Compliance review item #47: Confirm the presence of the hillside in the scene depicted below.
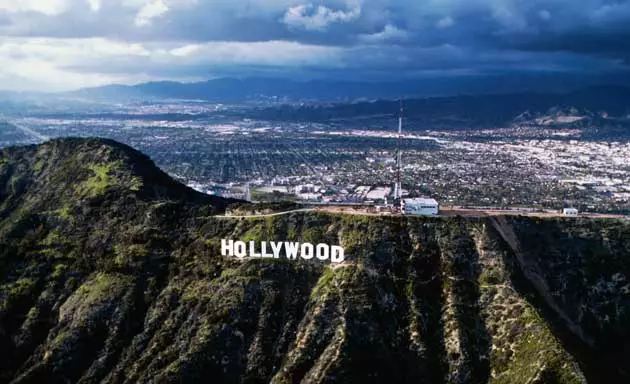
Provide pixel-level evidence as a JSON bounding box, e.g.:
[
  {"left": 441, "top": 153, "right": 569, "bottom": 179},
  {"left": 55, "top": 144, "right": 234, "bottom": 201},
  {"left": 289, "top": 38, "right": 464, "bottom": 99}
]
[{"left": 1, "top": 138, "right": 629, "bottom": 383}]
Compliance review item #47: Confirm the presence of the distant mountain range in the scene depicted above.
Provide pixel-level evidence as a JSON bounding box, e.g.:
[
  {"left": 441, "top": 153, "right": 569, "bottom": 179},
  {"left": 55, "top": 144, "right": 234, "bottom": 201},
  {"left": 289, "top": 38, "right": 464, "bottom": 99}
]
[
  {"left": 62, "top": 78, "right": 630, "bottom": 125},
  {"left": 63, "top": 77, "right": 462, "bottom": 102},
  {"left": 2, "top": 79, "right": 630, "bottom": 135},
  {"left": 61, "top": 75, "right": 630, "bottom": 104},
  {"left": 243, "top": 86, "right": 630, "bottom": 131}
]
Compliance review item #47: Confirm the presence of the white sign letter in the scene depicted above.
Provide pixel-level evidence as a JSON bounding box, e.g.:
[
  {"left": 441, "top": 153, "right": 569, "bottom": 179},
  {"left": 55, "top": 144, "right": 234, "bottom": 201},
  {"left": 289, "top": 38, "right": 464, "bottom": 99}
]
[
  {"left": 249, "top": 241, "right": 261, "bottom": 258},
  {"left": 234, "top": 241, "right": 247, "bottom": 259},
  {"left": 221, "top": 239, "right": 233, "bottom": 256},
  {"left": 284, "top": 242, "right": 299, "bottom": 260},
  {"left": 271, "top": 241, "right": 283, "bottom": 259},
  {"left": 301, "top": 243, "right": 314, "bottom": 260},
  {"left": 316, "top": 244, "right": 330, "bottom": 261},
  {"left": 261, "top": 242, "right": 274, "bottom": 258},
  {"left": 331, "top": 246, "right": 344, "bottom": 263}
]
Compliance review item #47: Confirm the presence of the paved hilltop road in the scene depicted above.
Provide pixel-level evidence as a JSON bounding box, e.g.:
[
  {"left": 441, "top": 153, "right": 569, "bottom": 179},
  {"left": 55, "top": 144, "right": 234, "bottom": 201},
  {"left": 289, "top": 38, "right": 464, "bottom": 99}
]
[
  {"left": 215, "top": 208, "right": 315, "bottom": 219},
  {"left": 217, "top": 206, "right": 629, "bottom": 220}
]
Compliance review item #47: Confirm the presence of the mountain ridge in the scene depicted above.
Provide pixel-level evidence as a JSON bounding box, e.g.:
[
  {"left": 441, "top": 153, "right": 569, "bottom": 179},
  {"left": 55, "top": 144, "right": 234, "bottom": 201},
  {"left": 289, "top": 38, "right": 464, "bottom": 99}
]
[
  {"left": 1, "top": 138, "right": 629, "bottom": 383},
  {"left": 61, "top": 77, "right": 630, "bottom": 104}
]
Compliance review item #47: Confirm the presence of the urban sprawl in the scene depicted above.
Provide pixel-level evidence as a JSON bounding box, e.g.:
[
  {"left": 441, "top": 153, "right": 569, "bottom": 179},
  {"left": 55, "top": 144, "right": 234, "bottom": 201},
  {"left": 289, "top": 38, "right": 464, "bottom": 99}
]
[{"left": 2, "top": 101, "right": 630, "bottom": 216}]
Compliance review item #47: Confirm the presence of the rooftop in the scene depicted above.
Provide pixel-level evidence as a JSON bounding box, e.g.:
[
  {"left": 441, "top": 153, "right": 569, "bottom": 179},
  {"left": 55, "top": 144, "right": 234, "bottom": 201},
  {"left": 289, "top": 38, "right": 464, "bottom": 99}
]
[{"left": 403, "top": 198, "right": 439, "bottom": 206}]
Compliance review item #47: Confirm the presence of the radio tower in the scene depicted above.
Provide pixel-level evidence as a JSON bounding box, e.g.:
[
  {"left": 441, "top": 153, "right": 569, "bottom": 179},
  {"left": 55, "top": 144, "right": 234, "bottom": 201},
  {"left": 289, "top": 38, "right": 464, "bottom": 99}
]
[
  {"left": 394, "top": 100, "right": 403, "bottom": 205},
  {"left": 244, "top": 183, "right": 251, "bottom": 202}
]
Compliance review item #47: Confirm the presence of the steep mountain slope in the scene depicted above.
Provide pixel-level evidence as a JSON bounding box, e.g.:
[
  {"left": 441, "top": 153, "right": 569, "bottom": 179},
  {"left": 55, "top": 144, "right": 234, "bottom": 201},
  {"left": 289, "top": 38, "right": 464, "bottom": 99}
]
[{"left": 1, "top": 139, "right": 629, "bottom": 383}]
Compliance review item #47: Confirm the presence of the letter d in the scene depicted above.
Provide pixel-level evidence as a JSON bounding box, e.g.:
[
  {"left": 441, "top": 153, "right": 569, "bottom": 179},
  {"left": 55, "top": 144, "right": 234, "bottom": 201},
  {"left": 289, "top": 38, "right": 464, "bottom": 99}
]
[{"left": 331, "top": 246, "right": 344, "bottom": 263}]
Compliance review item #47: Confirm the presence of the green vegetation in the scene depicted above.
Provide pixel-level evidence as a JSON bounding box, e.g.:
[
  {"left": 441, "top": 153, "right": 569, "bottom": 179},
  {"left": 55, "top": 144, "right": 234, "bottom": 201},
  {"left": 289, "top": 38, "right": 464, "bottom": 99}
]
[
  {"left": 40, "top": 229, "right": 64, "bottom": 247},
  {"left": 310, "top": 266, "right": 336, "bottom": 299},
  {"left": 70, "top": 158, "right": 143, "bottom": 198},
  {"left": 0, "top": 139, "right": 627, "bottom": 383},
  {"left": 58, "top": 272, "right": 133, "bottom": 322},
  {"left": 52, "top": 264, "right": 69, "bottom": 279},
  {"left": 55, "top": 206, "right": 72, "bottom": 220},
  {"left": 74, "top": 162, "right": 121, "bottom": 198},
  {"left": 130, "top": 176, "right": 143, "bottom": 191},
  {"left": 491, "top": 306, "right": 584, "bottom": 383},
  {"left": 0, "top": 278, "right": 37, "bottom": 310},
  {"left": 241, "top": 223, "right": 264, "bottom": 242},
  {"left": 287, "top": 225, "right": 297, "bottom": 240},
  {"left": 114, "top": 244, "right": 149, "bottom": 267},
  {"left": 33, "top": 159, "right": 45, "bottom": 172},
  {"left": 3, "top": 278, "right": 36, "bottom": 297},
  {"left": 301, "top": 226, "right": 324, "bottom": 243}
]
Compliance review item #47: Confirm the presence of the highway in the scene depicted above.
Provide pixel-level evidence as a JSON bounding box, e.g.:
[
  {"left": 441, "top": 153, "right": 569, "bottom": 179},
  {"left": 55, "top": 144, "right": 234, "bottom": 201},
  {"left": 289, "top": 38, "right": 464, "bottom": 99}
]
[
  {"left": 2, "top": 118, "right": 49, "bottom": 142},
  {"left": 12, "top": 122, "right": 49, "bottom": 141}
]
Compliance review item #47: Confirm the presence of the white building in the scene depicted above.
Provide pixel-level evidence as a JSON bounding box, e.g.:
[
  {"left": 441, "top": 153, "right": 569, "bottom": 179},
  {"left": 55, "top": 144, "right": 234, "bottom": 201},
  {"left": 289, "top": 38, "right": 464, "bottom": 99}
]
[
  {"left": 563, "top": 208, "right": 579, "bottom": 216},
  {"left": 402, "top": 198, "right": 439, "bottom": 215},
  {"left": 366, "top": 187, "right": 391, "bottom": 201}
]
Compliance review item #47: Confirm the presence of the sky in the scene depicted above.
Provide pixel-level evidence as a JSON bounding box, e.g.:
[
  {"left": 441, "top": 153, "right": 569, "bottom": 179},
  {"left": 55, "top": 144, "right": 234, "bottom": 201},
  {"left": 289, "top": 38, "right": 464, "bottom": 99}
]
[{"left": 0, "top": 0, "right": 630, "bottom": 92}]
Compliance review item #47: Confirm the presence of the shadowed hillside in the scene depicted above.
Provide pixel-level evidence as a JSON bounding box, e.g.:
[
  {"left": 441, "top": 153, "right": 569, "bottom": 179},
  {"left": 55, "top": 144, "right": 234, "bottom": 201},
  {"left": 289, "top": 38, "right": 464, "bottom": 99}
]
[{"left": 1, "top": 138, "right": 629, "bottom": 383}]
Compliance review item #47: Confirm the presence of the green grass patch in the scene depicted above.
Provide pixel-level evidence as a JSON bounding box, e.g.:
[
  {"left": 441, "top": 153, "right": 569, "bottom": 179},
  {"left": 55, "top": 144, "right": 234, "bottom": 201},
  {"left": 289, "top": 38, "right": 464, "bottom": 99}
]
[
  {"left": 33, "top": 159, "right": 45, "bottom": 172},
  {"left": 41, "top": 229, "right": 64, "bottom": 247},
  {"left": 130, "top": 176, "right": 143, "bottom": 191},
  {"left": 241, "top": 224, "right": 264, "bottom": 242},
  {"left": 52, "top": 264, "right": 68, "bottom": 279},
  {"left": 114, "top": 244, "right": 149, "bottom": 267},
  {"left": 491, "top": 305, "right": 584, "bottom": 383},
  {"left": 0, "top": 277, "right": 37, "bottom": 310},
  {"left": 74, "top": 162, "right": 123, "bottom": 198}
]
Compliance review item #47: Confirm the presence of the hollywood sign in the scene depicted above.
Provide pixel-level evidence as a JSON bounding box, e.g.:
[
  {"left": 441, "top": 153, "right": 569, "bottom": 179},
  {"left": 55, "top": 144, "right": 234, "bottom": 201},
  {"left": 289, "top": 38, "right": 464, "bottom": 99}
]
[{"left": 221, "top": 239, "right": 345, "bottom": 263}]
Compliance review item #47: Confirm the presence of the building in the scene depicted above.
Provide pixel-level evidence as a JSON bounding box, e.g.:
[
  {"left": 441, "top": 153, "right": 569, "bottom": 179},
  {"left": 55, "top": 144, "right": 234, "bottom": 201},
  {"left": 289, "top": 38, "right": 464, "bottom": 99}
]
[
  {"left": 563, "top": 208, "right": 579, "bottom": 216},
  {"left": 402, "top": 198, "right": 439, "bottom": 215},
  {"left": 366, "top": 187, "right": 391, "bottom": 201}
]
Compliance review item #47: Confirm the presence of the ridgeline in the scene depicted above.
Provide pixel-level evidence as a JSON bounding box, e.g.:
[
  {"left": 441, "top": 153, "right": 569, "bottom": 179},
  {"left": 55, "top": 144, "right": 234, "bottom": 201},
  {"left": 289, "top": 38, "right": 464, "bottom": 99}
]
[{"left": 0, "top": 138, "right": 629, "bottom": 383}]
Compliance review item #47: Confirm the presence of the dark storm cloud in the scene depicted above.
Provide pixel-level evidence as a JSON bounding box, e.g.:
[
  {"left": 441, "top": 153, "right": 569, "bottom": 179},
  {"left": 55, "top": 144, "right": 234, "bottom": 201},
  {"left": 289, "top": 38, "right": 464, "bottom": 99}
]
[{"left": 1, "top": 0, "right": 630, "bottom": 91}]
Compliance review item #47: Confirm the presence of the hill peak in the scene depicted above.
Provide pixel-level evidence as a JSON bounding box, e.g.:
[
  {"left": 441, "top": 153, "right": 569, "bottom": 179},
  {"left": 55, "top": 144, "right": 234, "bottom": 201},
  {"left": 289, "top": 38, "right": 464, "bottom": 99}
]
[{"left": 0, "top": 138, "right": 232, "bottom": 217}]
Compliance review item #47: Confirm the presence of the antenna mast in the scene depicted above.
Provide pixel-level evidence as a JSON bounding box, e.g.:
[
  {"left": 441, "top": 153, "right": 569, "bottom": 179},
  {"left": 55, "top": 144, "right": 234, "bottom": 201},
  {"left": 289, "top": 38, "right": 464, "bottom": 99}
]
[{"left": 394, "top": 100, "right": 403, "bottom": 203}]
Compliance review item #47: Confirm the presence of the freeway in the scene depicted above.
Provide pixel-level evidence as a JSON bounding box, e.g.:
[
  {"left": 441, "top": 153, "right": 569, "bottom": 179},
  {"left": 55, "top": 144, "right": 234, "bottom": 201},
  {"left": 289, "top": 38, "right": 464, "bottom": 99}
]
[{"left": 4, "top": 119, "right": 49, "bottom": 142}]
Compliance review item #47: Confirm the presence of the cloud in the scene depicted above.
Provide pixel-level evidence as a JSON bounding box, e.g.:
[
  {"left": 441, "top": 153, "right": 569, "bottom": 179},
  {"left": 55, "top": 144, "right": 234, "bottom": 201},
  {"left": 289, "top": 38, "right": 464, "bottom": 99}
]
[
  {"left": 86, "top": 0, "right": 100, "bottom": 12},
  {"left": 1, "top": 0, "right": 630, "bottom": 91},
  {"left": 0, "top": 37, "right": 346, "bottom": 91},
  {"left": 134, "top": 0, "right": 169, "bottom": 27},
  {"left": 358, "top": 24, "right": 409, "bottom": 44},
  {"left": 436, "top": 16, "right": 454, "bottom": 29},
  {"left": 282, "top": 3, "right": 361, "bottom": 31},
  {"left": 0, "top": 0, "right": 70, "bottom": 16},
  {"left": 538, "top": 9, "right": 551, "bottom": 21}
]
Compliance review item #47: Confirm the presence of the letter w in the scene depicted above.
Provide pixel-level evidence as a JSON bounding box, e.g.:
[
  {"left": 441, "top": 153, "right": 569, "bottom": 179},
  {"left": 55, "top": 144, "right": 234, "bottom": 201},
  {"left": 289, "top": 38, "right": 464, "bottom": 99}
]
[{"left": 284, "top": 242, "right": 299, "bottom": 260}]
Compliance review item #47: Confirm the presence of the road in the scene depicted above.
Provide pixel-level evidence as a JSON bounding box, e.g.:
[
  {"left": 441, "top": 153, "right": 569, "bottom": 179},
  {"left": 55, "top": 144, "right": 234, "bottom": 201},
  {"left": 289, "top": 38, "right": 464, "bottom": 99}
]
[
  {"left": 215, "top": 208, "right": 314, "bottom": 219},
  {"left": 216, "top": 206, "right": 628, "bottom": 220},
  {"left": 2, "top": 117, "right": 49, "bottom": 142}
]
